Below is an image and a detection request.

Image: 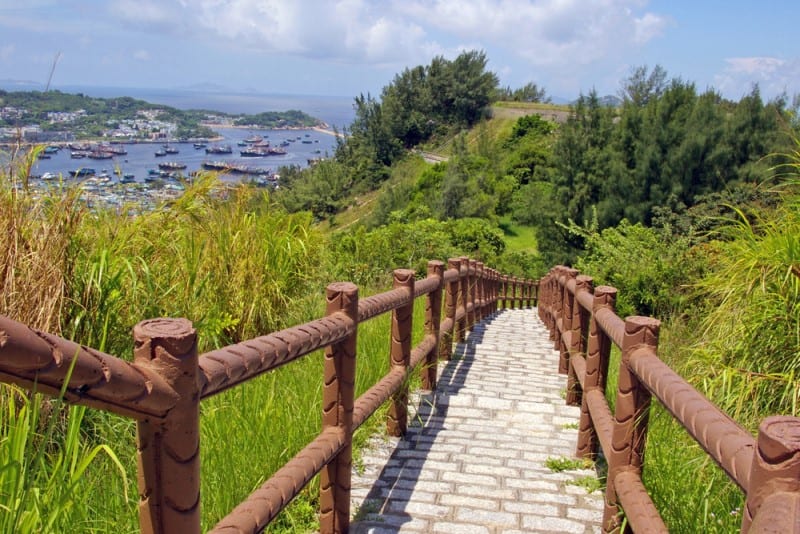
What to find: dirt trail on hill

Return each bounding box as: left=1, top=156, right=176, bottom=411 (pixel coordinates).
left=491, top=106, right=571, bottom=123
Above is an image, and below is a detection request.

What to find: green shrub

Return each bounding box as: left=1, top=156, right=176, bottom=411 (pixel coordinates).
left=573, top=219, right=703, bottom=319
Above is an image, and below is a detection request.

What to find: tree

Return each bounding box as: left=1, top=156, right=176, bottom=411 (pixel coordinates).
left=619, top=65, right=668, bottom=107
left=428, top=50, right=499, bottom=127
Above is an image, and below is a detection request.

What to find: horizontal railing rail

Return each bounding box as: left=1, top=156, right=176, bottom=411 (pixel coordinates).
left=538, top=265, right=800, bottom=533
left=0, top=256, right=537, bottom=534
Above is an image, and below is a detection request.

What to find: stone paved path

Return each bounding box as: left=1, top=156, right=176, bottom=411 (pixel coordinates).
left=349, top=308, right=604, bottom=533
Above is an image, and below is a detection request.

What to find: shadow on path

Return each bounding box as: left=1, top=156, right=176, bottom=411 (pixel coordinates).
left=350, top=310, right=503, bottom=531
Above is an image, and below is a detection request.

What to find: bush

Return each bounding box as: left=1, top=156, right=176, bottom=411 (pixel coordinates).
left=573, top=219, right=703, bottom=319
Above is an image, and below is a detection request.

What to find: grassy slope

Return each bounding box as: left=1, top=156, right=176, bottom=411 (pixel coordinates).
left=499, top=217, right=538, bottom=254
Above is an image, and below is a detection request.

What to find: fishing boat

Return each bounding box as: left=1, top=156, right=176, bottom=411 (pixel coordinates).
left=240, top=146, right=271, bottom=157
left=158, top=162, right=187, bottom=171
left=69, top=168, right=96, bottom=177
left=243, top=134, right=263, bottom=144
left=154, top=149, right=167, bottom=157
left=205, top=144, right=233, bottom=154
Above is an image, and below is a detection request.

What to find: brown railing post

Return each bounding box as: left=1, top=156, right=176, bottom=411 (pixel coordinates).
left=492, top=269, right=500, bottom=313
left=388, top=269, right=415, bottom=437
left=441, top=258, right=461, bottom=360
left=565, top=274, right=592, bottom=406
left=468, top=259, right=478, bottom=330
left=489, top=269, right=496, bottom=313
left=544, top=269, right=558, bottom=336
left=320, top=282, right=359, bottom=534
left=458, top=258, right=469, bottom=340
left=552, top=267, right=566, bottom=350
left=537, top=272, right=548, bottom=325
left=424, top=261, right=444, bottom=391
left=133, top=318, right=200, bottom=534
left=475, top=262, right=484, bottom=323
left=558, top=268, right=579, bottom=376
left=532, top=280, right=539, bottom=307
left=604, top=316, right=660, bottom=532
left=743, top=416, right=800, bottom=532
left=576, top=285, right=616, bottom=459
left=529, top=280, right=535, bottom=308
left=522, top=279, right=528, bottom=308
left=501, top=275, right=508, bottom=309
left=511, top=277, right=518, bottom=309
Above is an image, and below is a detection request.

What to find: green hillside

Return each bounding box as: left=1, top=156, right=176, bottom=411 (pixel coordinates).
left=1, top=53, right=799, bottom=533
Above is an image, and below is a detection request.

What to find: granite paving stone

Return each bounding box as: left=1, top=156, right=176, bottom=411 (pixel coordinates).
left=350, top=308, right=604, bottom=533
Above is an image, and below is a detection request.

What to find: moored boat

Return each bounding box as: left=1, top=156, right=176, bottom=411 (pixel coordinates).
left=205, top=144, right=233, bottom=154
left=158, top=161, right=188, bottom=171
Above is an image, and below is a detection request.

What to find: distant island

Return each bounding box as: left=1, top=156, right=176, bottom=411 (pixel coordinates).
left=0, top=89, right=325, bottom=144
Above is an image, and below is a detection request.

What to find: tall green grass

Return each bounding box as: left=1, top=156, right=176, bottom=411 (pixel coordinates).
left=576, top=146, right=800, bottom=531
left=67, top=174, right=327, bottom=356
left=0, top=156, right=442, bottom=532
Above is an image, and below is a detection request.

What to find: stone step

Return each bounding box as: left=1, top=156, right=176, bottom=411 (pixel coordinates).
left=349, top=308, right=604, bottom=533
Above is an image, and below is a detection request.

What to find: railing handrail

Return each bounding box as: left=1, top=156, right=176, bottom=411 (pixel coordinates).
left=0, top=256, right=537, bottom=534
left=538, top=265, right=800, bottom=533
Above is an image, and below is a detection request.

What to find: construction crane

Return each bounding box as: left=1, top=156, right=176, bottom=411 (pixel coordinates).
left=45, top=52, right=61, bottom=92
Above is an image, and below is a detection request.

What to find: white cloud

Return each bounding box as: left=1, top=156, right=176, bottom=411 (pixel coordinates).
left=396, top=0, right=668, bottom=67
left=633, top=12, right=668, bottom=44
left=133, top=49, right=150, bottom=61
left=104, top=0, right=666, bottom=71
left=724, top=57, right=785, bottom=75
left=715, top=56, right=800, bottom=99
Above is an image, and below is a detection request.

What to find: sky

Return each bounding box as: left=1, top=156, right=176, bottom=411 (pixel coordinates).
left=0, top=0, right=798, bottom=102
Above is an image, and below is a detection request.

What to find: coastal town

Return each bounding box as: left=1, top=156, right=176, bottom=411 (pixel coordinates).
left=0, top=90, right=336, bottom=211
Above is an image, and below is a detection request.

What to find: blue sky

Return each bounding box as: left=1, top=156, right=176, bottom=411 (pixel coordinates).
left=0, top=0, right=797, bottom=102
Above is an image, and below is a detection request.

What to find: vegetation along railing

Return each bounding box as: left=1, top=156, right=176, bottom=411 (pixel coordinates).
left=0, top=257, right=536, bottom=534
left=538, top=265, right=800, bottom=533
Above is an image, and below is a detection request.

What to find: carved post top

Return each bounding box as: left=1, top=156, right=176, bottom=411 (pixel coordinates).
left=326, top=282, right=359, bottom=317
left=622, top=316, right=661, bottom=361
left=327, top=281, right=358, bottom=294
left=459, top=257, right=469, bottom=274
left=594, top=285, right=617, bottom=297
left=447, top=257, right=461, bottom=270
left=758, top=416, right=800, bottom=462
left=393, top=269, right=416, bottom=289
left=576, top=275, right=593, bottom=288
left=133, top=318, right=196, bottom=360
left=427, top=260, right=445, bottom=273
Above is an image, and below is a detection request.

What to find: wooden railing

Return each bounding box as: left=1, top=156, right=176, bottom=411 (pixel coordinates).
left=0, top=256, right=536, bottom=534
left=538, top=265, right=800, bottom=533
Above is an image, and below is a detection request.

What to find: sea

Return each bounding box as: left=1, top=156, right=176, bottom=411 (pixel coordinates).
left=11, top=85, right=357, bottom=184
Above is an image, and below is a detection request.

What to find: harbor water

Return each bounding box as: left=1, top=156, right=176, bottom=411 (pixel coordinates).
left=30, top=127, right=339, bottom=184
